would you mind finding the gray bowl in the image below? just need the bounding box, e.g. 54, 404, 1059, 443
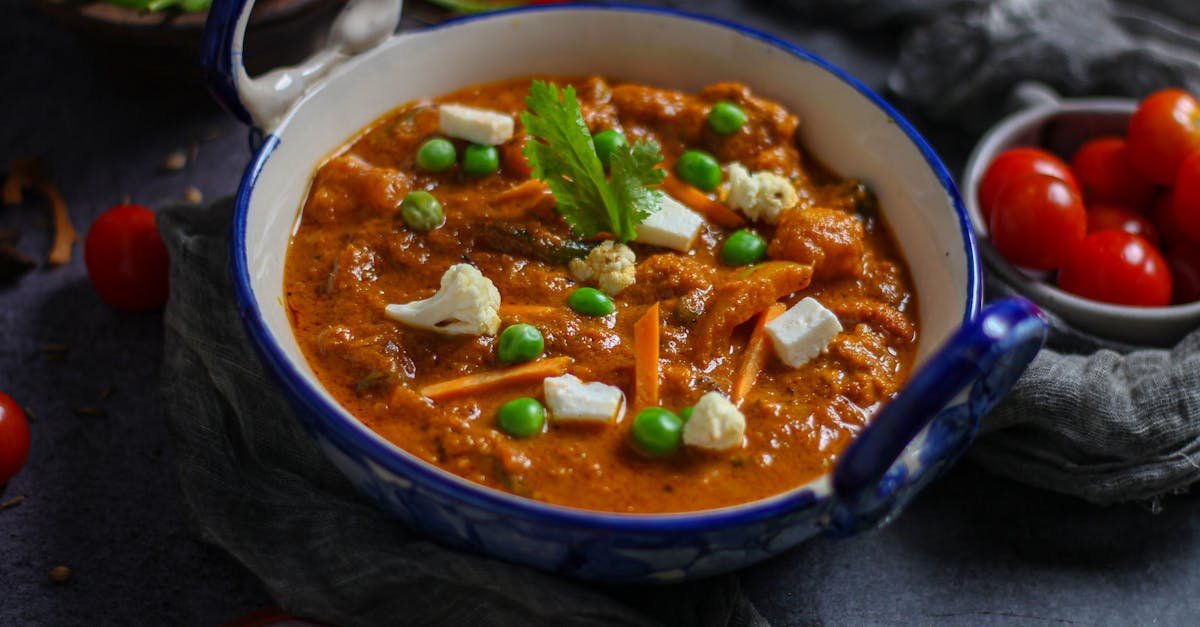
962, 85, 1200, 347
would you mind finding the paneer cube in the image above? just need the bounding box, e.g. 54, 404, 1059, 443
438, 104, 515, 146
634, 193, 705, 252
682, 391, 745, 451
543, 374, 626, 424
764, 297, 842, 368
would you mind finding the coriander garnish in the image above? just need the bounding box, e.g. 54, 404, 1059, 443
521, 81, 665, 242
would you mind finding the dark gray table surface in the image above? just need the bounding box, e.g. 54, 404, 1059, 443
2, 1, 1198, 625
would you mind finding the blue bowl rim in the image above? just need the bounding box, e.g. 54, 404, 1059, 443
228, 2, 982, 533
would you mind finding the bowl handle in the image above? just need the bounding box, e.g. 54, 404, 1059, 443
201, 0, 404, 132
830, 297, 1047, 528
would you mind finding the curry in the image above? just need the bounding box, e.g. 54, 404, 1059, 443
284, 77, 918, 513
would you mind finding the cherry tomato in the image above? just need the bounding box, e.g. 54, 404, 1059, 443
1070, 137, 1156, 210
0, 392, 31, 485
978, 147, 1078, 222
989, 173, 1087, 270
1058, 230, 1172, 307
1127, 88, 1200, 185
1172, 150, 1200, 243
84, 204, 170, 311
1087, 204, 1160, 248
1153, 189, 1196, 250
1165, 245, 1200, 304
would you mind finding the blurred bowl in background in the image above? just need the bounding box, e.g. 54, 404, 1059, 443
34, 0, 343, 80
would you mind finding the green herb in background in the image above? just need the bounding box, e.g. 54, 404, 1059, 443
521, 81, 664, 242
425, 0, 525, 13
104, 0, 212, 12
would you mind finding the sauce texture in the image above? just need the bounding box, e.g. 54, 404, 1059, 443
284, 77, 919, 513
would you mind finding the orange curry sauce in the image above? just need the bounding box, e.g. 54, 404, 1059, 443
284, 77, 918, 513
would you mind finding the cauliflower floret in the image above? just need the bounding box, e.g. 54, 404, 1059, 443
568, 241, 637, 296
384, 263, 501, 336
725, 162, 800, 224
682, 391, 746, 451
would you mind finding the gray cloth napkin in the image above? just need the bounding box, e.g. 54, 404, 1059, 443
158, 200, 766, 627
976, 281, 1200, 505
888, 0, 1200, 132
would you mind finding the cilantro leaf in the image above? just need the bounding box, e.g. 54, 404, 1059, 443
521, 81, 663, 242
610, 139, 666, 239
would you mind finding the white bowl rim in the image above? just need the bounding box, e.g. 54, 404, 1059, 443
229, 2, 982, 531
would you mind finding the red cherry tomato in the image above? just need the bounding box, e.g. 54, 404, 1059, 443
1153, 189, 1196, 250
84, 204, 170, 311
1127, 88, 1200, 185
1165, 245, 1200, 304
1070, 137, 1156, 210
989, 173, 1087, 270
0, 392, 31, 485
1172, 150, 1200, 243
978, 147, 1078, 222
1087, 204, 1161, 248
1058, 230, 1172, 307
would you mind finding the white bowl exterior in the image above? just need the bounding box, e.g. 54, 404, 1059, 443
241, 9, 973, 503
963, 99, 1200, 346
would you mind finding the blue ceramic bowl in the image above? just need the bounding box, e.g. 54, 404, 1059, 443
202, 0, 1048, 582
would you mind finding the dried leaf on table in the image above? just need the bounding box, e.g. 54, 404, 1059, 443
3, 158, 78, 266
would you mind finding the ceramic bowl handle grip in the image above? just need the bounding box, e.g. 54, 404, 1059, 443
832, 297, 1047, 502
201, 0, 404, 131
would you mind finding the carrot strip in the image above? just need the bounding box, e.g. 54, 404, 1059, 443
633, 302, 661, 410
419, 356, 572, 402
693, 261, 812, 361
498, 304, 559, 318
662, 174, 746, 229
731, 302, 787, 406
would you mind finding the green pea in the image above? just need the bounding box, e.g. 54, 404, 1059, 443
497, 324, 544, 364
416, 137, 457, 172
708, 101, 747, 135
678, 406, 694, 422
497, 397, 546, 438
721, 229, 767, 266
632, 407, 684, 456
593, 129, 628, 170
400, 191, 444, 232
567, 287, 615, 316
462, 144, 500, 176
675, 149, 722, 191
